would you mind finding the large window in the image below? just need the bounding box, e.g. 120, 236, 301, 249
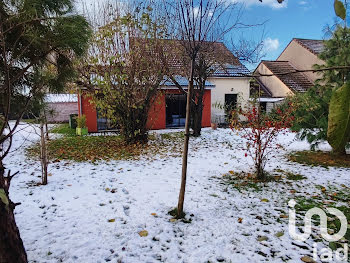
96, 109, 117, 131
166, 94, 186, 128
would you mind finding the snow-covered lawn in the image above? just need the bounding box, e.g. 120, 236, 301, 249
6, 124, 350, 263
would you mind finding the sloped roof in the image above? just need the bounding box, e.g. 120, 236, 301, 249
161, 75, 215, 88
45, 94, 78, 103
294, 38, 324, 55
163, 39, 249, 78
261, 61, 314, 93
211, 64, 250, 77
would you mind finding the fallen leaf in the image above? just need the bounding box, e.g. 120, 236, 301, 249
261, 198, 269, 202
229, 170, 234, 175
108, 219, 115, 223
238, 217, 243, 223
257, 236, 268, 242
48, 173, 52, 177
170, 218, 177, 222
275, 231, 284, 238
151, 213, 157, 216
105, 188, 110, 192
138, 230, 148, 237
301, 256, 315, 263
67, 184, 72, 187
280, 214, 288, 218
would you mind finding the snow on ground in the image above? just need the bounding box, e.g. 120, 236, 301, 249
4, 123, 350, 263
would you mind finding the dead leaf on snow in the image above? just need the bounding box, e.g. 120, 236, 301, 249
301, 256, 315, 263
138, 230, 148, 237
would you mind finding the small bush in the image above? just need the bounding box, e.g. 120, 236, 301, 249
76, 115, 87, 128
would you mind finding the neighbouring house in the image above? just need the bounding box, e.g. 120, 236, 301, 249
253, 38, 325, 112
78, 41, 250, 132
45, 94, 78, 123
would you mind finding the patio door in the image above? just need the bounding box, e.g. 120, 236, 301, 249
166, 94, 186, 128
96, 109, 116, 131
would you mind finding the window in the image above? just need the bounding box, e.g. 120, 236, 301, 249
166, 94, 187, 127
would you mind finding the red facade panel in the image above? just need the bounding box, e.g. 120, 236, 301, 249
80, 89, 211, 132
80, 92, 98, 132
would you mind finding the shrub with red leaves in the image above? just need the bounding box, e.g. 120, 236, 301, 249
230, 102, 295, 180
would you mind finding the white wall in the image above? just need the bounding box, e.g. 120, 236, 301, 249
208, 77, 250, 122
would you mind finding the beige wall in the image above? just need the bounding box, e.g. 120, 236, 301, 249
277, 40, 324, 83
255, 63, 293, 98
47, 102, 78, 123
208, 77, 250, 122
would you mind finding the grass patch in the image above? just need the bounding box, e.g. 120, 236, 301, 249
27, 135, 148, 162
27, 130, 186, 162
288, 151, 350, 168
220, 171, 281, 192
285, 172, 306, 181
293, 185, 350, 249
157, 132, 184, 141
50, 123, 76, 137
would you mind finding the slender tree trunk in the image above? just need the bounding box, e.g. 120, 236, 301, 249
0, 162, 28, 263
177, 59, 194, 218
191, 90, 204, 137
40, 122, 48, 185
44, 111, 49, 141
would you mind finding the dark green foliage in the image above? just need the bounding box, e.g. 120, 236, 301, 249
0, 0, 91, 261
282, 26, 350, 150
327, 83, 350, 154
281, 86, 333, 150
0, 0, 92, 127
316, 26, 350, 88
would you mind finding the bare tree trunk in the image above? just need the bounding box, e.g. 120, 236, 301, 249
177, 59, 194, 218
0, 162, 28, 263
40, 122, 48, 185
191, 90, 204, 137
44, 110, 49, 141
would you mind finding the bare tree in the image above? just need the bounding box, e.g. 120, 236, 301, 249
163, 0, 264, 218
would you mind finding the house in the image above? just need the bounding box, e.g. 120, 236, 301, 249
253, 38, 325, 112
45, 94, 78, 123
78, 42, 250, 132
